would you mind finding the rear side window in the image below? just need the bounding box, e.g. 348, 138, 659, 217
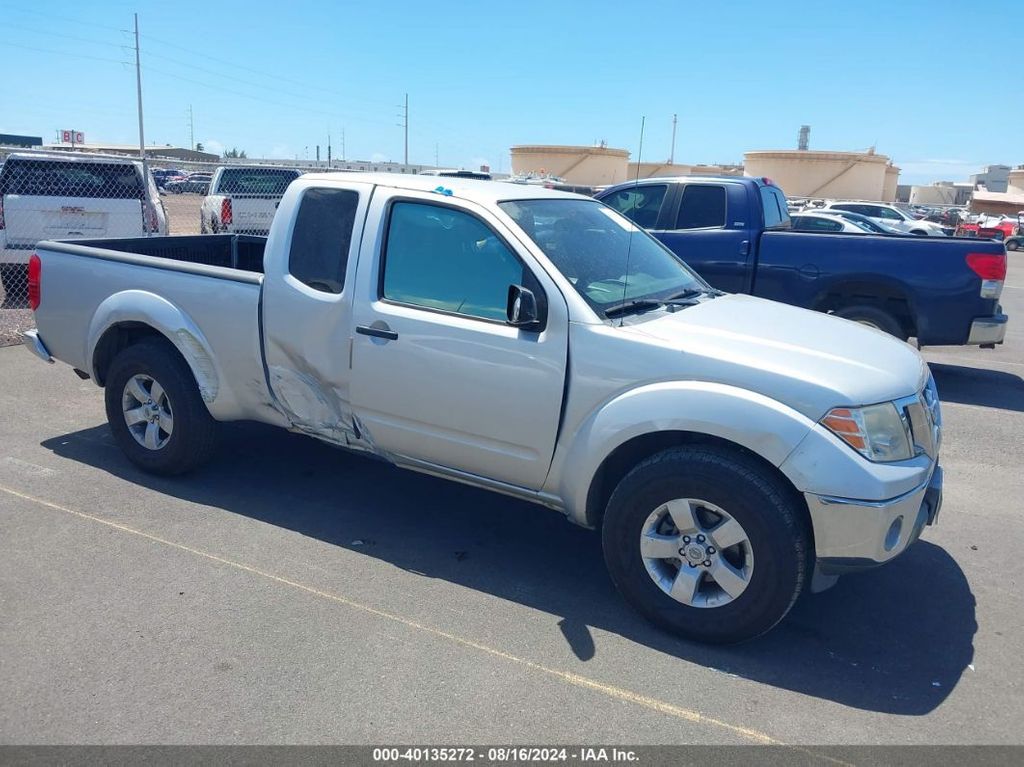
675, 185, 726, 229
288, 188, 359, 294
0, 159, 143, 199
602, 184, 668, 229
215, 168, 301, 196
760, 186, 790, 229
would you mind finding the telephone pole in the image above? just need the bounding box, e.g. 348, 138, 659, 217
396, 93, 408, 165
133, 13, 152, 235
187, 104, 195, 150
669, 113, 677, 164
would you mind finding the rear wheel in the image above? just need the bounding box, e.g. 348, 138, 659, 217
832, 304, 907, 340
602, 446, 810, 644
104, 338, 218, 475
1007, 240, 1020, 252
0, 264, 28, 306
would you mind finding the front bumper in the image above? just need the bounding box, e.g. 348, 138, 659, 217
807, 464, 942, 575
967, 313, 1008, 346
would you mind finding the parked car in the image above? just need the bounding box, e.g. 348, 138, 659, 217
200, 166, 303, 235
820, 201, 949, 236
165, 172, 212, 194
151, 168, 183, 190
790, 212, 876, 233
596, 176, 1007, 347
804, 209, 905, 234
0, 152, 167, 298
25, 172, 944, 643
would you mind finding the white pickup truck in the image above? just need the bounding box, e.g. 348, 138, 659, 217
23, 173, 943, 643
200, 165, 302, 236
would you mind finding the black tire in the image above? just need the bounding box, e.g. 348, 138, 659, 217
104, 338, 218, 475
602, 445, 809, 644
200, 216, 208, 234
1007, 240, 1020, 252
832, 304, 907, 340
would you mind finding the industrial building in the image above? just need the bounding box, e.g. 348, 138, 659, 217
41, 142, 221, 163
743, 149, 900, 202
970, 164, 1011, 193
909, 181, 973, 206
970, 167, 1024, 216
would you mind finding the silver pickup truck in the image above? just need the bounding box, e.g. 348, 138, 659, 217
22, 173, 943, 643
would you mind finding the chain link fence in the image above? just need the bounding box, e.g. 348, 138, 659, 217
0, 149, 174, 346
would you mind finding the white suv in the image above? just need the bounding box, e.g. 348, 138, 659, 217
0, 153, 167, 297
821, 201, 948, 236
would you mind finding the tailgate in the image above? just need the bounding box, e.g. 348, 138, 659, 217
4, 195, 143, 247
231, 197, 281, 232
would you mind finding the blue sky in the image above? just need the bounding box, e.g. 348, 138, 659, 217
2, 0, 1019, 184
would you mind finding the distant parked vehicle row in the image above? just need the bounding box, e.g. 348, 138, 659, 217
165, 172, 212, 195
820, 201, 950, 236
200, 166, 303, 235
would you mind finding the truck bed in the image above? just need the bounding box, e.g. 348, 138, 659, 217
61, 234, 267, 274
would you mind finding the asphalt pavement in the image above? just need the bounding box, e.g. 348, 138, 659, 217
1, 254, 1022, 747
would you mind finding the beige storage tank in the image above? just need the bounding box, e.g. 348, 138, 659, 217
743, 150, 896, 201
910, 183, 958, 205
627, 161, 693, 179
510, 145, 629, 186
1008, 168, 1024, 195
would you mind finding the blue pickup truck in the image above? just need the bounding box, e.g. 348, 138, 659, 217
595, 177, 1008, 347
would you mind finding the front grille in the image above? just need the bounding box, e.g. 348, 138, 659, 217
898, 378, 942, 459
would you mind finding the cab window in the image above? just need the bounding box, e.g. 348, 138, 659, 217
675, 185, 726, 229
602, 184, 667, 229
382, 201, 531, 323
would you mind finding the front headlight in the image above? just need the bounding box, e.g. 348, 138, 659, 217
822, 403, 914, 462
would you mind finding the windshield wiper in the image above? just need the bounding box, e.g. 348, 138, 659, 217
603, 299, 664, 319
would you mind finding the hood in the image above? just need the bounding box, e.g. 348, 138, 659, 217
626, 294, 928, 420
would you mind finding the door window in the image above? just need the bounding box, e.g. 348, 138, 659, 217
382, 201, 529, 322
793, 216, 843, 232
288, 187, 359, 294
675, 185, 726, 229
602, 184, 667, 229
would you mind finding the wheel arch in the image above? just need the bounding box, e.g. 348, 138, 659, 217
88, 290, 220, 405
811, 276, 917, 338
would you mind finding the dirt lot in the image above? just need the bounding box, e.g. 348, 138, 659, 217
0, 255, 1022, 747
162, 192, 203, 235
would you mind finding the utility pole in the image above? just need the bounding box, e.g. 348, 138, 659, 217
327, 129, 332, 168
397, 93, 409, 165
669, 113, 677, 164
133, 13, 152, 235
341, 128, 346, 162
187, 104, 195, 150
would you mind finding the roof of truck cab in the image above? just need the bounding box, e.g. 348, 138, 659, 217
299, 172, 587, 202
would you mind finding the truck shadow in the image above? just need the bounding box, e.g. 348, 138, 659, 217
43, 422, 976, 717
929, 362, 1024, 412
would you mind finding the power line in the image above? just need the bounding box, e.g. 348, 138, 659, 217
2, 41, 127, 65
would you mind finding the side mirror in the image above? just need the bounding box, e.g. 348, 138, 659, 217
507, 284, 539, 327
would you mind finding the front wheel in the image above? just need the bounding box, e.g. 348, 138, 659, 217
602, 446, 810, 644
104, 338, 218, 475
1007, 240, 1020, 252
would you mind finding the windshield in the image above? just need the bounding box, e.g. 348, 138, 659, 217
499, 199, 707, 315
215, 168, 300, 195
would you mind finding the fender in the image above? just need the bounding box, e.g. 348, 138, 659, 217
549, 381, 818, 527
87, 290, 220, 404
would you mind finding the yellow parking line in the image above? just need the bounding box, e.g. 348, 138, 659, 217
0, 482, 850, 764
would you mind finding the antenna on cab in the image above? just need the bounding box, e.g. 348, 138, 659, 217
619, 116, 646, 327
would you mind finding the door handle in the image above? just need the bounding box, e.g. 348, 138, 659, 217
739, 240, 750, 256
356, 325, 398, 341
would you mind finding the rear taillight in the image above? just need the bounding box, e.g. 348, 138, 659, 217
28, 253, 41, 311
221, 198, 233, 227
967, 252, 1006, 299
967, 252, 1007, 279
